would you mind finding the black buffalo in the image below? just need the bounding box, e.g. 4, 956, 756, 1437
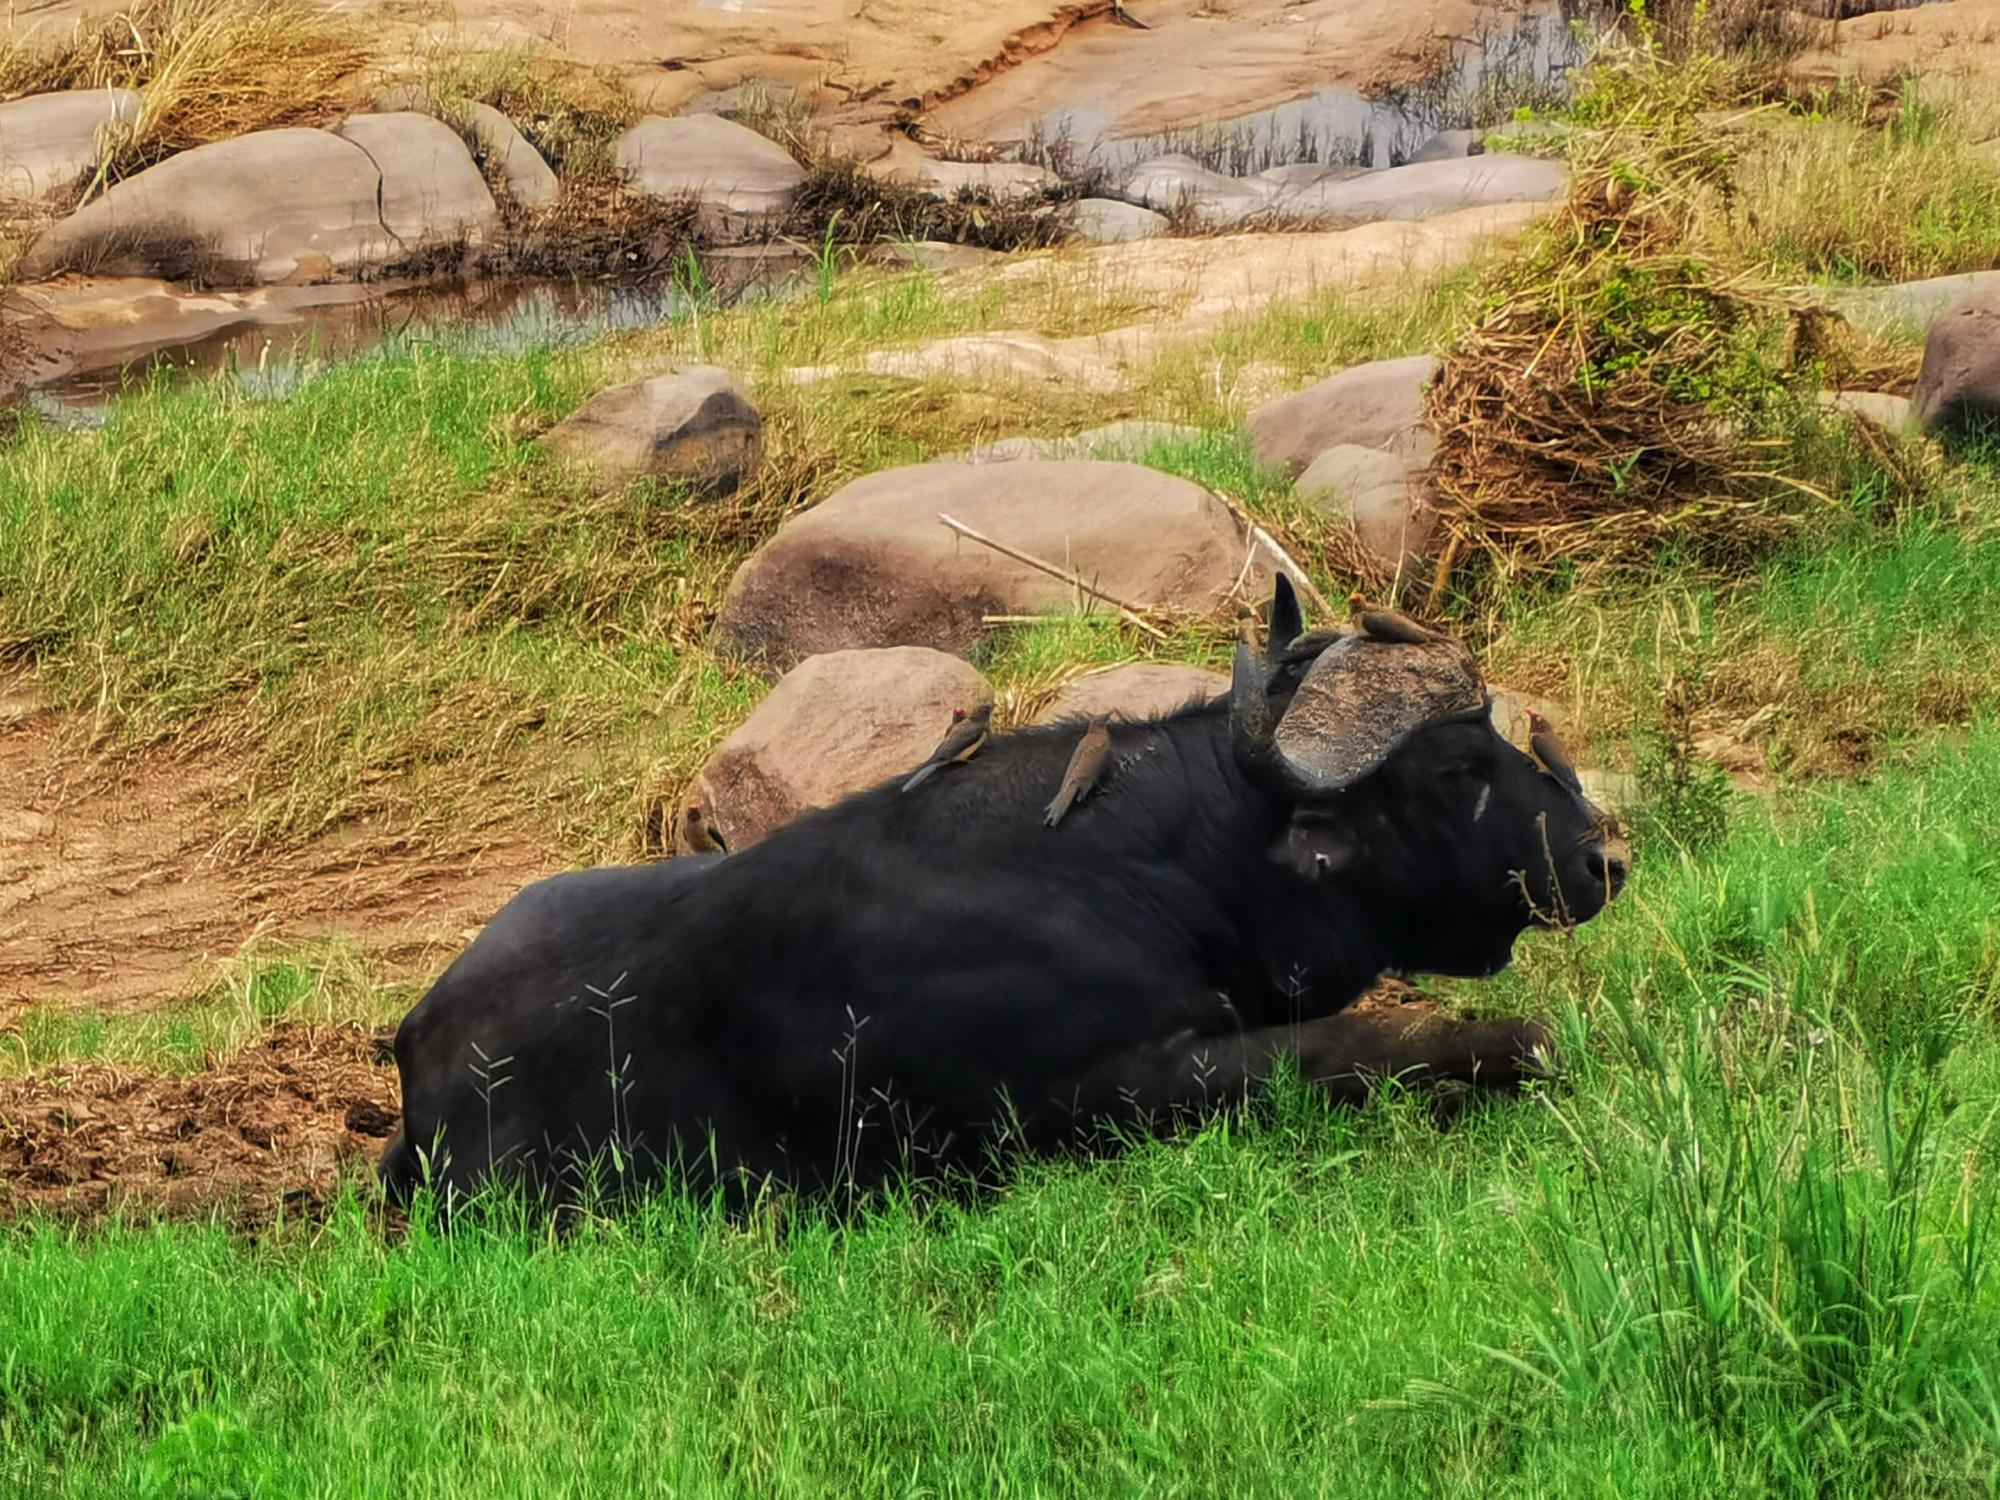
382, 578, 1626, 1209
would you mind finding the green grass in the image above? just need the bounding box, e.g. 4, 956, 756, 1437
2, 944, 403, 1078
5, 738, 1999, 1496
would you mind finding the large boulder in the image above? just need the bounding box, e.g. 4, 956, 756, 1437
1911, 288, 2000, 437
333, 113, 500, 244
19, 122, 495, 284
541, 366, 762, 495
1117, 154, 1273, 225
1295, 444, 1435, 571
614, 114, 804, 240
953, 420, 1200, 464
369, 90, 559, 209
1246, 354, 1440, 476
1036, 663, 1227, 724
1274, 155, 1568, 222
0, 89, 141, 201
1067, 197, 1167, 243
716, 459, 1266, 666
692, 647, 993, 850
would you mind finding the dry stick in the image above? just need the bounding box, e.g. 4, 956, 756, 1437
1222, 504, 1337, 620
936, 513, 1169, 641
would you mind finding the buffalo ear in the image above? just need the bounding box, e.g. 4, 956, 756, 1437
1274, 818, 1358, 881
1266, 573, 1304, 664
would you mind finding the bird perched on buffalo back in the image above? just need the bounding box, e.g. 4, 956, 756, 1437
1044, 715, 1112, 828
1349, 592, 1441, 646
902, 703, 993, 792
677, 803, 728, 855
1526, 710, 1584, 796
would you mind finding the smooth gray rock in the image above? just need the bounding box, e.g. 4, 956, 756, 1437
1911, 288, 2000, 437
885, 157, 1057, 202
0, 88, 141, 201
1246, 354, 1440, 477
1269, 154, 1568, 222
542, 366, 763, 495
693, 646, 992, 850
1818, 389, 1915, 432
1117, 153, 1273, 225
1068, 197, 1167, 243
1409, 129, 1481, 163
368, 89, 558, 209
716, 460, 1270, 666
19, 123, 494, 284
333, 113, 499, 246
1037, 663, 1227, 723
1296, 444, 1435, 571
615, 114, 804, 241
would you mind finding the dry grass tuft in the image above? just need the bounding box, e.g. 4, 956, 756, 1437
0, 0, 369, 186
1424, 39, 1822, 594
486, 170, 706, 282
404, 41, 634, 177
784, 157, 1073, 253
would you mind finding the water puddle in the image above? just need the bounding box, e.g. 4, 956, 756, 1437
4, 247, 814, 419
1052, 2, 1601, 176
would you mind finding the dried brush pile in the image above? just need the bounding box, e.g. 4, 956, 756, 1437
1426, 39, 1826, 590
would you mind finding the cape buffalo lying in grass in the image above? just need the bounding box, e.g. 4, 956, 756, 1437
383, 577, 1625, 1209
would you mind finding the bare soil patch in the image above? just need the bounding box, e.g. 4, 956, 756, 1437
0, 676, 556, 1016
0, 1021, 397, 1221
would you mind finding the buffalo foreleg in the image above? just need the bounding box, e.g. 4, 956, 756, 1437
1019, 1006, 1550, 1149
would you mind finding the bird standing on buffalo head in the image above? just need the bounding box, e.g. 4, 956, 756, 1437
677, 803, 728, 855
902, 703, 993, 792
1044, 715, 1112, 828
1525, 710, 1584, 797
1349, 592, 1442, 646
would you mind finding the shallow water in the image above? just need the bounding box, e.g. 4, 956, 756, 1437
1068, 2, 1599, 175
14, 256, 808, 418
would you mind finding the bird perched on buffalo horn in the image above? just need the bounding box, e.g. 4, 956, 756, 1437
902, 703, 992, 792
677, 803, 728, 855
1526, 710, 1583, 796
1044, 715, 1112, 828
1348, 592, 1442, 646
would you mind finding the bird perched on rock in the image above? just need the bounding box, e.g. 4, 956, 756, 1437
1044, 715, 1113, 828
1349, 592, 1442, 646
677, 803, 728, 855
1526, 710, 1583, 796
902, 703, 992, 792
1110, 0, 1152, 28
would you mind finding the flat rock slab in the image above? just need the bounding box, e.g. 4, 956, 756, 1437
541, 366, 763, 495
873, 152, 1057, 202
1911, 287, 2000, 437
954, 420, 1201, 464
20, 123, 494, 284
1118, 153, 1274, 225
1247, 353, 1440, 476
1067, 197, 1167, 243
1819, 389, 1915, 432
716, 459, 1266, 667
1270, 154, 1569, 223
0, 88, 141, 201
694, 647, 993, 849
615, 114, 803, 241
1037, 663, 1228, 724
333, 113, 499, 246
